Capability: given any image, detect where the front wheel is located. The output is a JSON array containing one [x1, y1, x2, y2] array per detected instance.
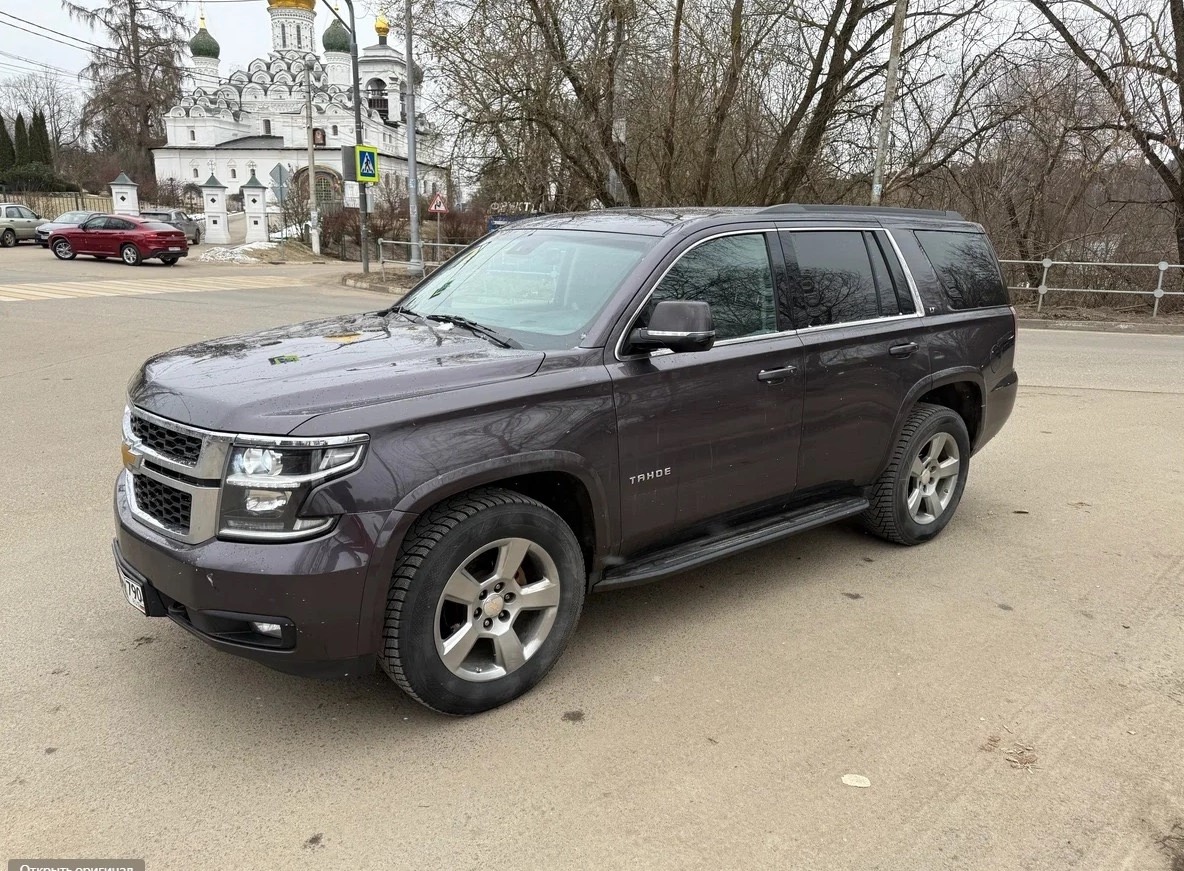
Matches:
[[861, 402, 971, 546], [0, 229, 16, 248], [52, 239, 76, 260], [380, 488, 586, 715], [120, 244, 142, 266], [192, 230, 201, 246]]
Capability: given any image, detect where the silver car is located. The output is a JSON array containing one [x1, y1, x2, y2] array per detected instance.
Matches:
[[35, 210, 100, 247], [140, 209, 202, 245], [1, 203, 43, 247]]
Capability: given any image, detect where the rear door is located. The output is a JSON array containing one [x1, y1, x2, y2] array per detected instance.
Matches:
[[607, 230, 805, 554], [779, 227, 931, 490], [15, 206, 39, 239]]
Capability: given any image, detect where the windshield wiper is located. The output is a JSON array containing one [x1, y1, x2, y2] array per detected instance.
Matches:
[[424, 314, 521, 349], [381, 303, 422, 322]]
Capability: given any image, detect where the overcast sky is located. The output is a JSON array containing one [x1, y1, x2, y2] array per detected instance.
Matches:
[[0, 1, 391, 81]]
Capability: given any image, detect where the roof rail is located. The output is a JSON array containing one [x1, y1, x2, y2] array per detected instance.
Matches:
[[760, 203, 964, 220]]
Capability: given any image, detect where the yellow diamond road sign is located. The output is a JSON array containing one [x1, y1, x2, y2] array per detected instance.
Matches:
[[355, 145, 379, 183]]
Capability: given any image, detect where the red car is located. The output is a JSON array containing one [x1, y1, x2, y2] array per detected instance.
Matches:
[[49, 214, 189, 266]]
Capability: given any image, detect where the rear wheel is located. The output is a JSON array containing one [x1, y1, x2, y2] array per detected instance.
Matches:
[[192, 230, 201, 246], [120, 244, 142, 266], [52, 239, 76, 260], [1, 229, 15, 248], [861, 403, 970, 545], [160, 256, 179, 266], [380, 487, 586, 715]]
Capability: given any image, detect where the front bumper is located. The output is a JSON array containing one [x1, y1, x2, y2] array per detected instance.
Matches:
[[113, 473, 393, 677]]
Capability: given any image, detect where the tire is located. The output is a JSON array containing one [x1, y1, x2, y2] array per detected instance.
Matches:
[[861, 402, 971, 546], [120, 244, 142, 266], [380, 487, 586, 715], [94, 255, 108, 261], [1, 229, 15, 248], [193, 230, 201, 246], [51, 238, 76, 260], [160, 256, 179, 266]]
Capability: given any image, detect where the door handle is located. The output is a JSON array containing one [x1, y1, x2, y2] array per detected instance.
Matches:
[[757, 365, 797, 383], [889, 342, 919, 358]]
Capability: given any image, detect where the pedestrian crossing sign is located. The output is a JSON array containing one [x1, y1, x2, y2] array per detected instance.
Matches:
[[354, 145, 380, 183]]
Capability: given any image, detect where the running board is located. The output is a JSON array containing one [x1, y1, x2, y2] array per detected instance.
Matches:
[[595, 496, 869, 591]]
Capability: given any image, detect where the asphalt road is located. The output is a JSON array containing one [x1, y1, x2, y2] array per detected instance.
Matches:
[[2, 246, 1183, 870]]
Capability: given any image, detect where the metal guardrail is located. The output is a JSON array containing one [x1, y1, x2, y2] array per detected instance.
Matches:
[[999, 258, 1182, 317], [377, 239, 468, 280]]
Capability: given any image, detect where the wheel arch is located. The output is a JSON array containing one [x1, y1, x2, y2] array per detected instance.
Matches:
[[357, 452, 612, 659], [878, 368, 985, 477]]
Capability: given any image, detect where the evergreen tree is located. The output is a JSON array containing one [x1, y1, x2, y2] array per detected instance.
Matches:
[[32, 111, 53, 166], [13, 113, 28, 165], [0, 116, 14, 173]]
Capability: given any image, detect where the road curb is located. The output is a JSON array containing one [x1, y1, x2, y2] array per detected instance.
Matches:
[[341, 274, 412, 296], [1017, 318, 1184, 336]]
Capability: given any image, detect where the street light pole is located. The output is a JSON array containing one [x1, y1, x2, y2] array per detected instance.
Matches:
[[322, 0, 371, 272], [304, 58, 321, 256], [403, 0, 423, 276], [870, 0, 908, 206]]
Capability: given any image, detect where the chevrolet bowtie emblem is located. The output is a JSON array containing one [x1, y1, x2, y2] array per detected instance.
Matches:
[[121, 441, 141, 470]]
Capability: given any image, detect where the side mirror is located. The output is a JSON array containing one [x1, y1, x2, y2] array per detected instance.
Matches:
[[628, 300, 716, 354]]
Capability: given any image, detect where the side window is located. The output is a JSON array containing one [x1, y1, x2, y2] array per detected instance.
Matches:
[[642, 234, 777, 342], [108, 218, 133, 231], [914, 230, 1009, 309], [785, 231, 880, 327], [19, 207, 36, 219], [6, 207, 19, 218]]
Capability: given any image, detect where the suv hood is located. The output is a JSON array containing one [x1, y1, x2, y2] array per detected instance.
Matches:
[[129, 311, 545, 433]]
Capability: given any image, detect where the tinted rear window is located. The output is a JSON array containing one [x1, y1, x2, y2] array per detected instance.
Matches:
[[144, 222, 181, 232], [914, 230, 1009, 309]]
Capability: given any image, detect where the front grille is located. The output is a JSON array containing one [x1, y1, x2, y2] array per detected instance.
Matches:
[[131, 415, 202, 464], [132, 474, 193, 533]]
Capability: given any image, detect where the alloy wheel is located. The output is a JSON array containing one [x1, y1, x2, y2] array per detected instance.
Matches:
[[906, 432, 960, 524], [433, 537, 562, 682]]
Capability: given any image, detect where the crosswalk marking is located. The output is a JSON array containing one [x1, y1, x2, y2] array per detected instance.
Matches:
[[0, 273, 300, 302]]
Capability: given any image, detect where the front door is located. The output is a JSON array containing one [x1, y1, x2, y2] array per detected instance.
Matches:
[[608, 231, 805, 555], [779, 228, 932, 490], [15, 206, 39, 239]]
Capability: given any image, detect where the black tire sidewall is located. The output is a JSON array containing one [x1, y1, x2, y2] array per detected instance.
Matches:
[[890, 410, 971, 544], [52, 240, 74, 260], [121, 245, 141, 265], [395, 503, 585, 714], [1, 230, 15, 248]]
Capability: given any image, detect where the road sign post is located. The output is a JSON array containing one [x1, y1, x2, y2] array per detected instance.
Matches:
[[428, 193, 447, 261]]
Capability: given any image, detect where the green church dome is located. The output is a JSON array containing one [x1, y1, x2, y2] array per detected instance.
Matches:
[[190, 20, 220, 60], [322, 19, 351, 53]]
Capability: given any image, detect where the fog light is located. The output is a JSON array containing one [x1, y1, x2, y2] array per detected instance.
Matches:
[[251, 621, 283, 638]]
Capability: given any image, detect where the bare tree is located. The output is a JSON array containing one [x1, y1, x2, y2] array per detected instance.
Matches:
[[0, 72, 83, 151], [1027, 0, 1184, 261], [62, 0, 187, 180]]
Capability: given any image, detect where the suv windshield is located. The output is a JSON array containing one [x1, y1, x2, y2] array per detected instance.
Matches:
[[396, 229, 655, 350]]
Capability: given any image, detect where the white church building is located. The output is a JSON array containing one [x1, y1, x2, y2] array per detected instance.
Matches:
[[152, 0, 448, 205]]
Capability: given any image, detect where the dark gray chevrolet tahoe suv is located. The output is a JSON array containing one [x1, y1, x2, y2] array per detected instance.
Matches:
[[114, 205, 1017, 714]]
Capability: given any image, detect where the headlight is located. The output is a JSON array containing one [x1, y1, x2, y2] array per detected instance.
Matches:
[[219, 436, 367, 541]]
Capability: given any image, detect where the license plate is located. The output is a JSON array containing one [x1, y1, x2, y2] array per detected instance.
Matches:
[[120, 570, 147, 614], [169, 246, 181, 252]]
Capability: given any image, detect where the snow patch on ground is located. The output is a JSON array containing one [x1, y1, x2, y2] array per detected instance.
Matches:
[[197, 241, 278, 263]]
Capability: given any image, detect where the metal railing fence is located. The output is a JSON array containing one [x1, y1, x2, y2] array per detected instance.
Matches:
[[999, 258, 1182, 317], [377, 239, 468, 279]]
